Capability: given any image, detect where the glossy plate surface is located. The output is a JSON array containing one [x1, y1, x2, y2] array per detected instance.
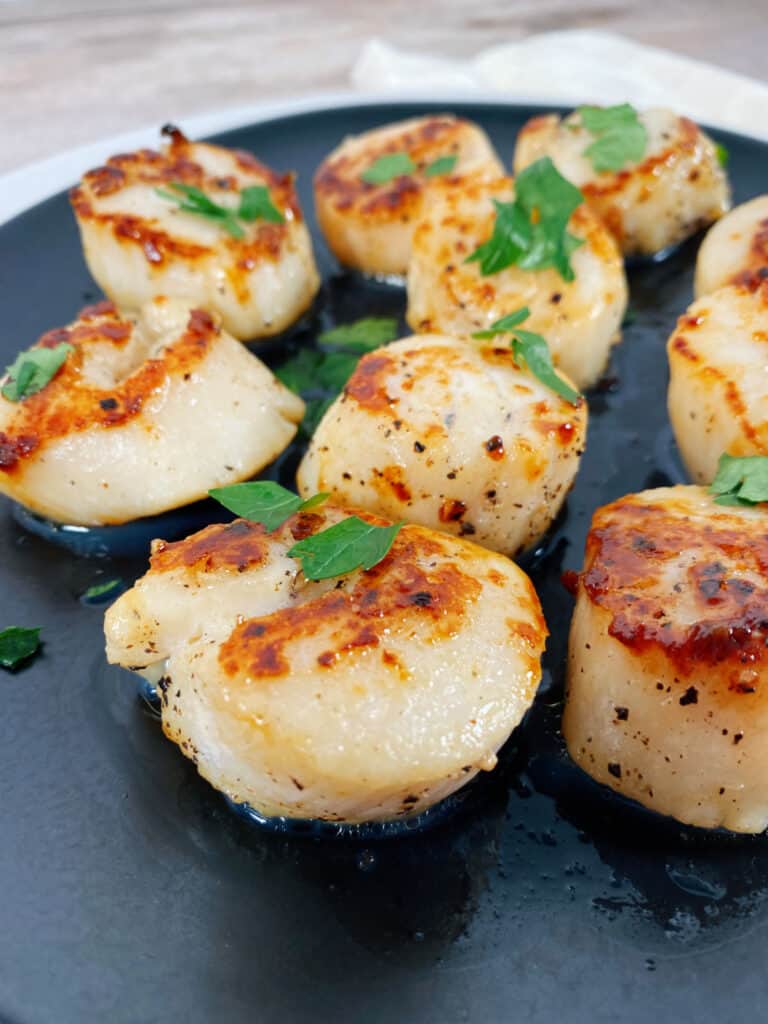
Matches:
[[0, 102, 766, 1024]]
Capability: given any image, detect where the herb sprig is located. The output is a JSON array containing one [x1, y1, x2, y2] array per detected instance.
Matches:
[[2, 342, 73, 402], [465, 157, 584, 282], [473, 307, 581, 405], [710, 454, 768, 506], [0, 627, 41, 670], [156, 183, 284, 238], [209, 481, 402, 581], [209, 481, 329, 532], [577, 104, 647, 173], [275, 316, 399, 436], [360, 152, 458, 185]]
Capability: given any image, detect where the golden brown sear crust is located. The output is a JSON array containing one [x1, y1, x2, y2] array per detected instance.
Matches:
[[150, 519, 270, 575], [578, 494, 768, 678], [581, 116, 700, 203], [69, 127, 302, 268], [314, 115, 472, 221], [219, 533, 482, 681], [0, 303, 217, 473], [730, 217, 768, 289]]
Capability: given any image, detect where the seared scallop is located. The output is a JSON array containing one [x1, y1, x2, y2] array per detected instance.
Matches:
[[104, 506, 547, 823], [406, 176, 627, 390], [564, 485, 768, 833], [297, 334, 587, 557], [70, 126, 320, 340], [667, 281, 768, 483], [314, 114, 503, 276], [513, 108, 730, 257], [0, 298, 304, 525], [695, 195, 768, 297]]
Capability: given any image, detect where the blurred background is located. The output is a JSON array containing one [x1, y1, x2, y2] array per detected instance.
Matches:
[[1, 0, 765, 175]]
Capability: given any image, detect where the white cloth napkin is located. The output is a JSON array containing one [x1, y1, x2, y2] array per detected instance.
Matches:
[[352, 30, 768, 141]]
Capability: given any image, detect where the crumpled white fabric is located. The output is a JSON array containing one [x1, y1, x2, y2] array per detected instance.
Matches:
[[351, 31, 768, 140]]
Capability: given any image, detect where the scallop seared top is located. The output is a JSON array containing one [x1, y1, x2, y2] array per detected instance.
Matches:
[[105, 505, 547, 822], [513, 108, 730, 257], [314, 115, 503, 276], [70, 126, 320, 340], [564, 485, 768, 832], [406, 175, 627, 390], [579, 486, 768, 679], [695, 194, 768, 297], [0, 298, 303, 525]]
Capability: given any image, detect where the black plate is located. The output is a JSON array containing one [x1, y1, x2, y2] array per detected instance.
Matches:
[[1, 102, 766, 1024]]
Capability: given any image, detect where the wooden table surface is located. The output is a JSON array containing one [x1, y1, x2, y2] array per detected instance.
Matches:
[[1, 0, 765, 175]]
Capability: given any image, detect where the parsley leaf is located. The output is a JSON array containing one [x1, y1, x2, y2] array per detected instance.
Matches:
[[466, 157, 584, 282], [318, 317, 399, 353], [274, 317, 399, 437], [287, 517, 403, 581], [710, 454, 768, 506], [0, 627, 41, 670], [209, 482, 402, 580], [209, 481, 329, 532], [156, 182, 284, 238], [237, 185, 285, 224], [82, 578, 124, 603], [2, 342, 73, 402], [715, 142, 729, 168], [472, 307, 581, 405], [360, 152, 416, 185], [577, 104, 647, 173], [424, 154, 458, 177]]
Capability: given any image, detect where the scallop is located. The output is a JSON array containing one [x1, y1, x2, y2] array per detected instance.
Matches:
[[406, 175, 627, 390], [513, 108, 730, 257], [563, 485, 768, 833], [667, 281, 768, 484], [314, 114, 503, 277], [297, 333, 587, 557], [70, 125, 320, 340], [695, 194, 768, 297], [0, 298, 304, 525], [104, 505, 547, 823]]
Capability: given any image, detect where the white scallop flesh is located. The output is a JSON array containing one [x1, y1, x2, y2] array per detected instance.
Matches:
[[0, 298, 304, 524], [695, 194, 768, 297], [667, 281, 768, 483], [104, 506, 547, 823], [70, 129, 320, 340], [406, 175, 627, 390], [314, 114, 504, 276], [297, 333, 587, 557], [564, 485, 768, 833], [513, 107, 730, 257]]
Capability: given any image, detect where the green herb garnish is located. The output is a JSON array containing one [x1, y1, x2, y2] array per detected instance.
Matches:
[[287, 516, 403, 581], [360, 152, 416, 185], [2, 342, 73, 402], [318, 317, 399, 353], [274, 317, 399, 437], [0, 627, 41, 670], [209, 481, 402, 581], [360, 152, 457, 185], [82, 578, 124, 603], [577, 104, 647, 173], [237, 185, 285, 223], [465, 157, 584, 282], [473, 306, 581, 405], [156, 182, 284, 238], [424, 154, 458, 177], [209, 481, 329, 532], [710, 454, 768, 506], [715, 142, 729, 168]]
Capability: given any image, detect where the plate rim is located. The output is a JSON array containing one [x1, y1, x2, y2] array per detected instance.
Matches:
[[1, 89, 763, 229]]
